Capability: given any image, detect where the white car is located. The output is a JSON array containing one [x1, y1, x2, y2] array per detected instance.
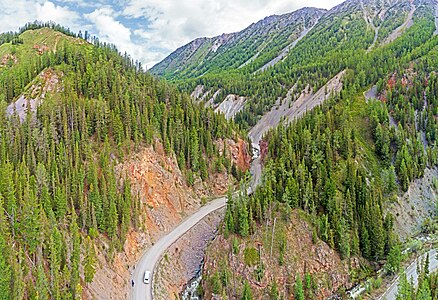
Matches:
[[143, 271, 151, 284]]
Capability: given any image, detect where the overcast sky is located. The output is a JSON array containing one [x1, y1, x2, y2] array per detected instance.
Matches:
[[0, 0, 345, 68]]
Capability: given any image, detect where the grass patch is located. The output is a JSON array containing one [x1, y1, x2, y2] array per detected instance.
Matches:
[[243, 246, 259, 266]]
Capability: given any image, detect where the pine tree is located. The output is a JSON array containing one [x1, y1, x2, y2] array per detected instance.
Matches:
[[337, 218, 350, 259], [70, 215, 81, 298], [295, 274, 305, 300], [416, 279, 432, 300], [35, 261, 49, 300], [0, 231, 11, 299], [49, 228, 61, 300], [360, 223, 370, 259], [270, 280, 279, 300], [399, 159, 409, 192], [107, 196, 118, 240], [396, 271, 411, 300], [0, 162, 17, 237], [83, 236, 97, 284], [386, 243, 401, 275], [211, 271, 222, 294], [54, 186, 67, 221]]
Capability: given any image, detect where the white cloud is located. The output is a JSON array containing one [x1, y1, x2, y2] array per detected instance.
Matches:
[[122, 0, 345, 67], [85, 7, 153, 67], [0, 0, 80, 33], [86, 7, 131, 47]]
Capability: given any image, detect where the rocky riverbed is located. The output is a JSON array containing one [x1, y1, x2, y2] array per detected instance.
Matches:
[[153, 208, 226, 300]]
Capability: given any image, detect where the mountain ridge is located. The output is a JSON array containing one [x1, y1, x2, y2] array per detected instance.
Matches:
[[150, 7, 327, 79]]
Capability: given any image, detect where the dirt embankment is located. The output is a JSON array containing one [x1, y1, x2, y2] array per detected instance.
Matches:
[[202, 210, 355, 300], [86, 139, 250, 299], [154, 209, 226, 300]]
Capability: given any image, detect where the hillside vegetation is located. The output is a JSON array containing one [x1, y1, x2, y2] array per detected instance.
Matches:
[[0, 25, 243, 299], [155, 0, 437, 131], [158, 1, 438, 298]]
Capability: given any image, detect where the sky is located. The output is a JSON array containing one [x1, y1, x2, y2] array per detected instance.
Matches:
[[0, 0, 345, 68]]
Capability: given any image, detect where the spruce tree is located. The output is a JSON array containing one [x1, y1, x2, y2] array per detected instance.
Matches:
[[83, 236, 97, 284], [295, 274, 305, 300]]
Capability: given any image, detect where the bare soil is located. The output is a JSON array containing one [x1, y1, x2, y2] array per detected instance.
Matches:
[[86, 139, 250, 299], [202, 210, 356, 299]]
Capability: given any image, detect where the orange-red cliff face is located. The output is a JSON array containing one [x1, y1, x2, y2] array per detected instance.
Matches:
[[86, 138, 250, 299]]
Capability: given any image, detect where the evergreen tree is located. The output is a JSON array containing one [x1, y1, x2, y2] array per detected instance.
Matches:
[[269, 280, 279, 300], [83, 236, 97, 284], [241, 280, 253, 300], [396, 271, 411, 300], [238, 200, 249, 237], [386, 243, 402, 275], [416, 280, 432, 300], [295, 274, 305, 300], [35, 261, 49, 300]]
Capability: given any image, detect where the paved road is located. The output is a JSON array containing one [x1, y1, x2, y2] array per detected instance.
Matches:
[[130, 196, 228, 300], [130, 155, 262, 300], [379, 249, 437, 300]]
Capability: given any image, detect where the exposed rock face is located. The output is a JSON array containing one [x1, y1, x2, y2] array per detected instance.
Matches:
[[86, 139, 250, 300], [215, 94, 246, 120], [202, 210, 354, 300], [6, 68, 62, 122], [249, 70, 345, 145], [387, 167, 438, 239]]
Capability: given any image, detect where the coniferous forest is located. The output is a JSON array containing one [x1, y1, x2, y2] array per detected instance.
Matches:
[[188, 2, 438, 298], [0, 24, 240, 299], [1, 0, 438, 299]]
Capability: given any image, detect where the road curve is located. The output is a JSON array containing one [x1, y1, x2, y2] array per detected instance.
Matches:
[[131, 156, 262, 300], [130, 196, 227, 300], [379, 249, 437, 300]]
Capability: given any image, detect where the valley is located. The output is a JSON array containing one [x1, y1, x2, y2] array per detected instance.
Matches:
[[0, 0, 437, 300], [150, 0, 438, 298]]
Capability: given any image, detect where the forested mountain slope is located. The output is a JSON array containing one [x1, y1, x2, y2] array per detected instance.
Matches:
[[201, 22, 438, 300], [153, 0, 438, 130], [148, 0, 438, 298], [0, 24, 245, 299], [150, 7, 326, 80]]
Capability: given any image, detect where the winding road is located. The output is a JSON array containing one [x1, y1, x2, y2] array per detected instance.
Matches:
[[378, 249, 438, 300], [130, 156, 262, 300]]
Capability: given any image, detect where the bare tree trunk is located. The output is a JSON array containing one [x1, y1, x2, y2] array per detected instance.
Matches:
[[270, 217, 276, 258]]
